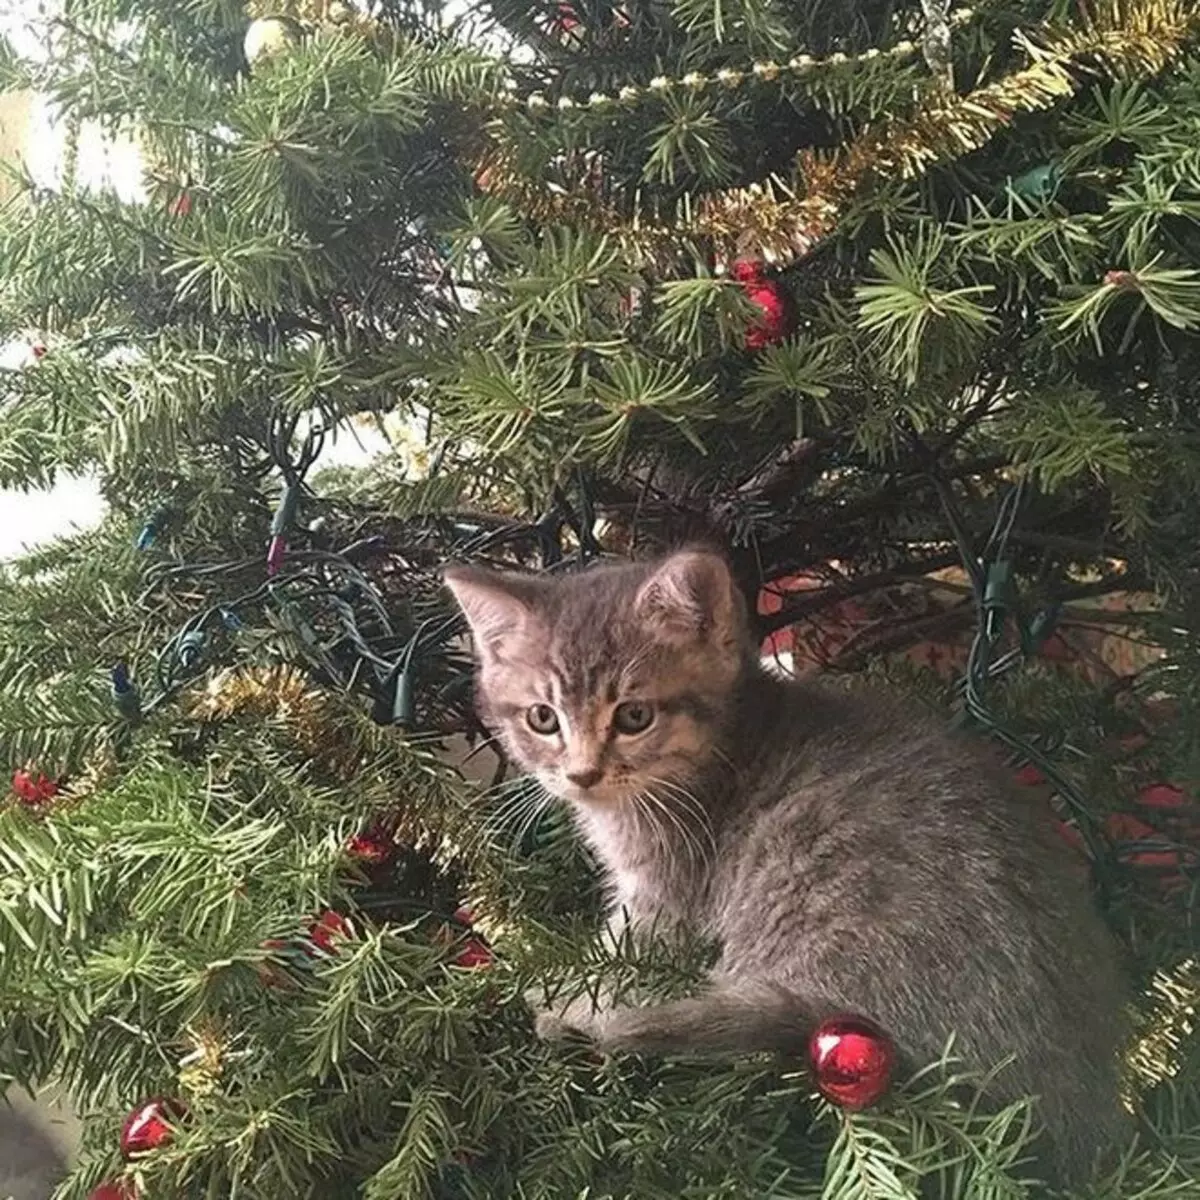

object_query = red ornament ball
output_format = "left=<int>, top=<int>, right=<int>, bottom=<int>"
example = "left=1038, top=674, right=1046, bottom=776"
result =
left=1055, top=819, right=1086, bottom=856
left=453, top=935, right=494, bottom=969
left=309, top=909, right=351, bottom=953
left=729, top=258, right=763, bottom=283
left=1138, top=782, right=1186, bottom=809
left=120, top=1097, right=186, bottom=1158
left=11, top=768, right=59, bottom=807
left=551, top=2, right=582, bottom=38
left=808, top=1014, right=896, bottom=1110
left=446, top=907, right=493, bottom=968
left=88, top=1180, right=136, bottom=1200
left=730, top=259, right=791, bottom=350
left=346, top=825, right=395, bottom=865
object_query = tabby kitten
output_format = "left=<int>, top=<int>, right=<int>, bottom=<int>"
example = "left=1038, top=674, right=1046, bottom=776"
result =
left=445, top=549, right=1129, bottom=1186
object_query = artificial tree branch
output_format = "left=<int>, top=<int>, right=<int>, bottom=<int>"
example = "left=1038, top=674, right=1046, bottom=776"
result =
left=821, top=572, right=1150, bottom=670
left=755, top=550, right=963, bottom=638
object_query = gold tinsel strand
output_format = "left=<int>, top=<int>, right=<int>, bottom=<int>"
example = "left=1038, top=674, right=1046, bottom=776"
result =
left=60, top=745, right=120, bottom=805
left=188, top=666, right=357, bottom=774
left=177, top=1019, right=229, bottom=1099
left=474, top=0, right=1199, bottom=265
left=1127, top=957, right=1199, bottom=1090
left=188, top=664, right=318, bottom=721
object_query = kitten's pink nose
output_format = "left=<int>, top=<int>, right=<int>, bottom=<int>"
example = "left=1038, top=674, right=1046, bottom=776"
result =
left=566, top=767, right=603, bottom=788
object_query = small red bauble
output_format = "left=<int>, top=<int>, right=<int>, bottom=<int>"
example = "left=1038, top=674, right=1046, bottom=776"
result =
left=550, top=2, right=582, bottom=39
left=729, top=258, right=762, bottom=283
left=1055, top=820, right=1086, bottom=856
left=1013, top=764, right=1045, bottom=787
left=11, top=768, right=59, bottom=806
left=808, top=1014, right=896, bottom=1110
left=168, top=191, right=193, bottom=217
left=120, top=1096, right=186, bottom=1158
left=309, top=909, right=350, bottom=953
left=30, top=341, right=47, bottom=360
left=346, top=825, right=395, bottom=865
left=453, top=935, right=494, bottom=969
left=1105, top=812, right=1159, bottom=843
left=445, top=907, right=493, bottom=968
left=1105, top=812, right=1184, bottom=875
left=1138, top=783, right=1186, bottom=809
left=730, top=259, right=791, bottom=349
left=88, top=1180, right=136, bottom=1200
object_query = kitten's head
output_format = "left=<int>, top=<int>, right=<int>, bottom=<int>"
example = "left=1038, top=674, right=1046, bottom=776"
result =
left=444, top=549, right=751, bottom=808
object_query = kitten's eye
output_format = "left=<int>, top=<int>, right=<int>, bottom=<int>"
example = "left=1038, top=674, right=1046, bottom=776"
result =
left=613, top=701, right=655, bottom=735
left=526, top=704, right=561, bottom=735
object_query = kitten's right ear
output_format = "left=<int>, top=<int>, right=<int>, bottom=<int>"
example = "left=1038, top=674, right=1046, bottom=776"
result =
left=634, top=549, right=741, bottom=645
left=444, top=565, right=543, bottom=658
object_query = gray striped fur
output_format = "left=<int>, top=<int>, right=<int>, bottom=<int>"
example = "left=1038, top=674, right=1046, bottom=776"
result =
left=445, top=549, right=1129, bottom=1186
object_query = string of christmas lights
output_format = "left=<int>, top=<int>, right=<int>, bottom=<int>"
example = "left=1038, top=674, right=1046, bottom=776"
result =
left=115, top=462, right=608, bottom=738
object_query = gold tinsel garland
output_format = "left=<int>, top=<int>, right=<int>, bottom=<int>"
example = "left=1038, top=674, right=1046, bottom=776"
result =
left=178, top=1019, right=230, bottom=1099
left=238, top=0, right=1195, bottom=264
left=188, top=665, right=358, bottom=775
left=472, top=0, right=1199, bottom=265
left=1127, top=957, right=1199, bottom=1091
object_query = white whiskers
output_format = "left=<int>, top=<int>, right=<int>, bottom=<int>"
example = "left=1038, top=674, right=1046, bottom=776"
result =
left=480, top=774, right=556, bottom=854
left=638, top=775, right=717, bottom=870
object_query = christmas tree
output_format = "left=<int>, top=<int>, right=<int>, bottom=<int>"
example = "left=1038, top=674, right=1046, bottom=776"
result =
left=1, top=0, right=1198, bottom=1196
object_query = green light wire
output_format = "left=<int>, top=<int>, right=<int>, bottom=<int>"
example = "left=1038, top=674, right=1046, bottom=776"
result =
left=932, top=474, right=1111, bottom=870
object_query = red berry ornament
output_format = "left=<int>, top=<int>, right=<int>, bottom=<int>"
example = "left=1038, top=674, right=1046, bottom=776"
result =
left=88, top=1180, right=136, bottom=1200
left=550, top=2, right=582, bottom=40
left=309, top=909, right=350, bottom=953
left=1138, top=783, right=1186, bottom=809
left=346, top=824, right=395, bottom=865
left=1055, top=819, right=1086, bottom=856
left=730, top=259, right=791, bottom=349
left=808, top=1014, right=896, bottom=1110
left=453, top=935, right=494, bottom=969
left=446, top=907, right=493, bottom=968
left=11, top=768, right=59, bottom=807
left=120, top=1097, right=186, bottom=1158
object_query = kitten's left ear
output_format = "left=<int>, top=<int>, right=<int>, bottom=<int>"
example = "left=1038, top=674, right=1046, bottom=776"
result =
left=634, top=549, right=743, bottom=644
left=444, top=565, right=545, bottom=659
